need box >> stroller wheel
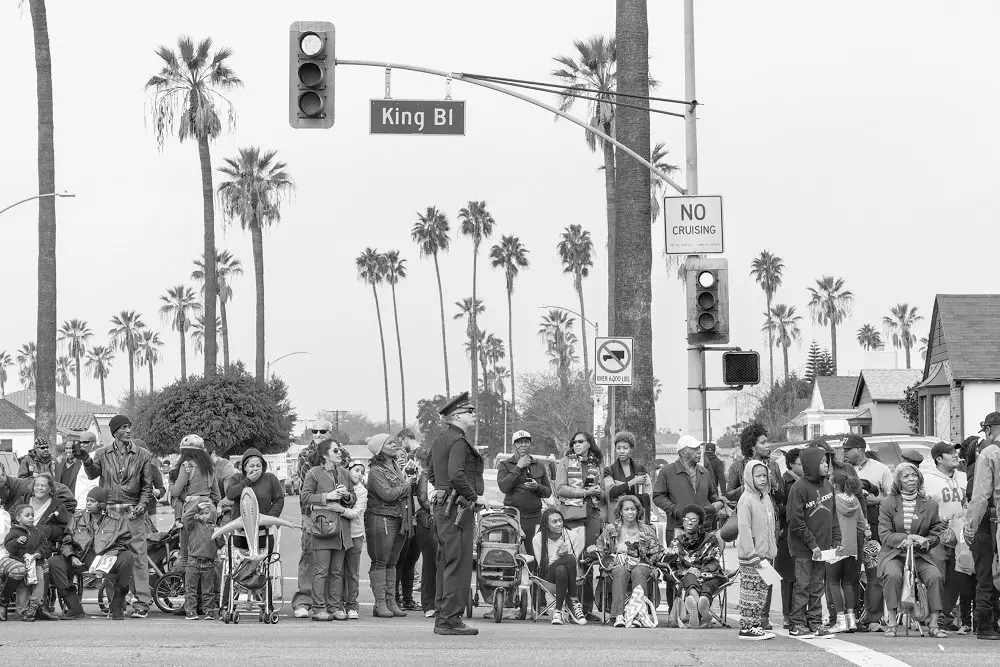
[223,612,231,624]
[152,573,185,614]
[259,610,266,623]
[233,611,240,624]
[519,593,528,621]
[493,592,504,624]
[270,611,280,624]
[466,588,474,619]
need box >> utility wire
[463,72,697,107]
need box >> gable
[815,376,860,410]
[930,295,1000,381]
[0,399,36,430]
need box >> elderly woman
[300,439,356,621]
[603,431,651,524]
[878,462,947,638]
[663,504,725,628]
[591,494,662,627]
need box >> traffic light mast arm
[336,58,685,196]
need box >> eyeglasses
[312,429,329,435]
[682,516,701,523]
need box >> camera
[404,461,418,475]
[584,474,596,488]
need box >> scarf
[901,490,917,533]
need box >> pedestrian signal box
[685,257,729,345]
[723,351,760,387]
[289,21,335,129]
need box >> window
[810,424,822,439]
[995,392,1000,412]
[933,394,950,439]
[861,424,872,435]
[0,439,11,452]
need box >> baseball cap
[842,434,866,451]
[676,435,701,451]
[512,430,531,443]
[981,411,1000,432]
[931,441,954,463]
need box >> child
[736,461,778,640]
[335,460,368,620]
[171,435,222,574]
[3,504,52,622]
[787,445,841,639]
[663,504,724,629]
[827,472,868,633]
[0,504,22,622]
[182,496,219,620]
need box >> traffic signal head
[289,21,335,129]
[685,257,729,344]
[723,351,760,387]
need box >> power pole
[324,409,348,439]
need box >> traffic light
[723,351,760,386]
[289,21,335,129]
[685,257,729,344]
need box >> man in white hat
[496,430,552,561]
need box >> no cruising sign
[595,337,634,386]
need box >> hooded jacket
[924,465,967,558]
[786,447,841,557]
[736,460,778,565]
[225,448,285,519]
[834,492,866,557]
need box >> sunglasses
[572,438,588,444]
[312,429,329,435]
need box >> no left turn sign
[595,337,634,386]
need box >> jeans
[127,513,151,611]
[827,556,859,612]
[365,514,406,568]
[520,515,540,562]
[610,564,651,616]
[342,537,363,612]
[942,554,975,625]
[415,522,438,611]
[312,548,346,612]
[292,530,313,611]
[791,557,825,629]
[185,557,217,615]
[971,519,997,616]
[397,530,421,601]
[549,553,578,609]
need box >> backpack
[623,585,658,628]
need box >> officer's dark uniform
[428,392,484,634]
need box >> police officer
[429,392,483,636]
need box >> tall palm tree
[135,329,164,394]
[159,285,201,381]
[357,248,391,430]
[458,202,496,418]
[482,334,506,391]
[108,311,146,407]
[918,336,929,362]
[762,304,802,383]
[190,315,220,356]
[0,351,12,397]
[56,355,73,394]
[217,147,294,383]
[538,309,579,389]
[412,206,453,397]
[856,324,883,352]
[84,345,114,405]
[16,343,37,390]
[28,0,58,445]
[192,249,243,370]
[807,276,854,375]
[882,303,923,370]
[383,250,408,426]
[453,297,486,356]
[57,319,92,399]
[649,142,681,223]
[489,235,529,420]
[557,224,595,379]
[750,251,784,385]
[145,36,242,377]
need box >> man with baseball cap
[56,432,95,494]
[497,430,552,561]
[964,411,1000,640]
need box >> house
[1,390,118,446]
[796,376,861,440]
[916,295,1000,442]
[0,398,36,456]
[848,369,923,435]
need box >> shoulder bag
[308,469,343,540]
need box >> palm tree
[882,303,923,370]
[489,235,529,419]
[856,324,883,352]
[217,147,294,384]
[16,343,37,390]
[649,142,681,223]
[357,248,391,429]
[918,336,929,362]
[458,201,496,418]
[159,285,201,381]
[56,355,73,394]
[135,329,164,394]
[557,224,595,379]
[538,309,579,389]
[108,311,146,407]
[145,36,242,377]
[190,314,220,355]
[84,345,114,405]
[383,250,408,426]
[807,276,854,374]
[412,206,452,397]
[0,351,12,397]
[762,304,803,383]
[192,250,243,370]
[750,251,784,385]
[57,319,93,399]
[453,297,486,356]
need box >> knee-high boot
[384,569,407,617]
[370,568,393,618]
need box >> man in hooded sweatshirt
[786,444,841,639]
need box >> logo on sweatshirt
[805,491,833,518]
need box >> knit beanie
[366,433,394,456]
[87,486,109,504]
[109,415,131,435]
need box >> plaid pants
[738,564,768,630]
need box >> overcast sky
[2,1,998,437]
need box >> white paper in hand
[758,560,783,587]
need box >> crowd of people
[3,404,1000,645]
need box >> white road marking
[777,628,912,667]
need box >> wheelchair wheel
[493,591,504,624]
[97,585,109,614]
[152,572,185,614]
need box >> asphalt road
[0,496,995,666]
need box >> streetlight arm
[0,191,75,217]
[267,351,310,369]
[539,305,599,334]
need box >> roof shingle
[816,376,860,410]
[854,369,923,405]
[0,399,36,430]
[2,390,118,415]
[929,295,1000,381]
[56,413,96,430]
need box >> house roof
[815,376,860,410]
[56,413,96,431]
[0,399,36,430]
[2,390,118,415]
[924,295,1000,381]
[853,369,923,405]
[849,408,872,422]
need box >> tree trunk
[904,343,911,370]
[471,241,480,449]
[506,287,515,422]
[179,318,187,381]
[783,343,790,383]
[434,254,451,398]
[127,346,135,408]
[251,223,266,384]
[577,278,589,380]
[99,375,105,405]
[220,293,231,371]
[373,285,391,430]
[603,122,617,337]
[614,0,655,465]
[148,357,154,394]
[74,353,81,398]
[766,294,775,386]
[830,321,838,375]
[29,0,57,446]
[197,135,218,377]
[390,283,407,427]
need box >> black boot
[976,612,1000,640]
[109,586,127,621]
[35,606,61,621]
[59,589,85,620]
[0,576,18,621]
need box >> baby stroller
[467,505,531,623]
[219,527,283,624]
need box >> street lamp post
[266,351,310,377]
[0,191,75,217]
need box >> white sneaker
[551,610,564,625]
[424,610,435,618]
[293,607,310,619]
[614,615,626,628]
[347,609,360,620]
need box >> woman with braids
[169,435,221,574]
[532,506,586,625]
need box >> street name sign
[595,337,634,386]
[370,99,465,135]
[664,195,724,254]
[593,385,608,436]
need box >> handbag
[232,556,269,591]
[309,506,342,539]
[719,509,738,543]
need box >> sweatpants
[790,557,825,629]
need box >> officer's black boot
[976,612,1000,640]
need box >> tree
[108,311,146,407]
[899,382,919,433]
[416,394,449,440]
[192,249,243,371]
[146,36,242,377]
[16,343,37,390]
[818,348,835,377]
[412,206,452,397]
[538,309,579,389]
[458,200,496,434]
[557,224,595,380]
[763,304,802,383]
[520,371,592,459]
[217,147,294,383]
[882,303,923,370]
[453,297,485,342]
[135,329,164,394]
[649,142,681,224]
[356,248,391,430]
[0,351,11,397]
[807,276,854,374]
[856,323,883,352]
[56,355,73,394]
[489,235,529,420]
[159,284,201,381]
[85,345,114,405]
[746,377,812,442]
[190,314,220,356]
[57,319,92,399]
[804,340,821,383]
[750,251,785,386]
[383,250,408,426]
[28,0,58,446]
[918,336,929,362]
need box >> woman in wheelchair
[877,462,948,638]
[662,504,724,629]
[532,507,587,626]
[590,494,661,627]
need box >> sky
[2,1,999,437]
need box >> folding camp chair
[660,551,738,629]
[592,554,663,625]
[527,565,589,622]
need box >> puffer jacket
[736,460,778,565]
